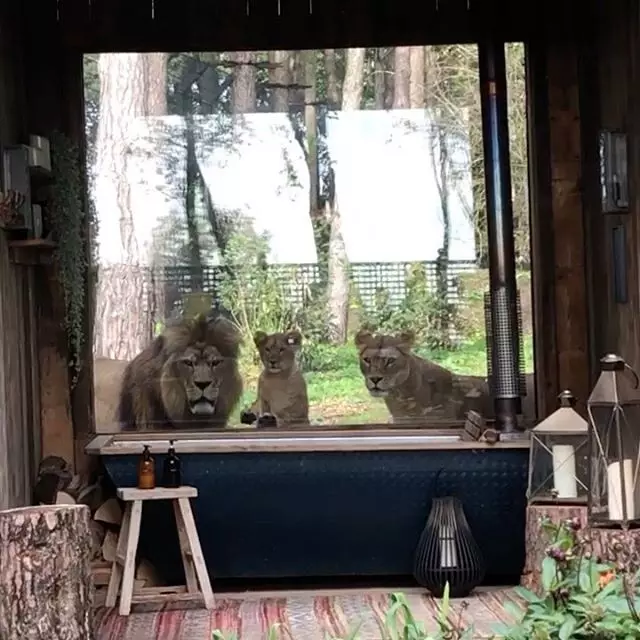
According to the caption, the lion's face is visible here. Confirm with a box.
[354,329,414,397]
[254,330,302,374]
[168,344,226,415]
[158,315,242,421]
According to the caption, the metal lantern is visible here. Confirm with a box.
[528,390,589,505]
[587,354,640,528]
[413,496,485,598]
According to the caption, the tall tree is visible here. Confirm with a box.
[409,47,425,108]
[373,49,387,109]
[93,53,168,360]
[393,47,411,108]
[341,48,365,110]
[324,49,341,108]
[268,50,290,112]
[231,51,256,113]
[324,48,365,344]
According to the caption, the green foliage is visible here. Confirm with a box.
[494,518,640,640]
[361,263,461,350]
[49,131,87,384]
[218,220,297,361]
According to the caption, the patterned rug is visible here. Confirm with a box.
[94,588,522,639]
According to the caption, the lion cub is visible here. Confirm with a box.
[240,330,309,428]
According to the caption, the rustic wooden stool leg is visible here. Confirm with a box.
[118,500,143,616]
[105,502,132,608]
[178,497,214,609]
[172,499,198,592]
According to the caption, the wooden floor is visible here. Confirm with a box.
[94,585,523,639]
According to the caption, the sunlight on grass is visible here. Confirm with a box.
[231,333,534,425]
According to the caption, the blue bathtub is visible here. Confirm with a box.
[88,431,529,585]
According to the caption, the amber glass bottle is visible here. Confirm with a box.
[162,440,182,488]
[137,445,156,490]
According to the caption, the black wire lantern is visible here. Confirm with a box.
[413,496,485,598]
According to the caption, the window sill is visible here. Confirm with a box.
[86,428,530,455]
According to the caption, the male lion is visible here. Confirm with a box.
[118,314,243,431]
[240,330,309,428]
[354,328,491,423]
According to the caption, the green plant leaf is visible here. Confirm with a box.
[513,586,541,604]
[541,556,557,592]
[558,615,577,640]
[502,600,523,622]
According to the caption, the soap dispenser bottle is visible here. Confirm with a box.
[162,439,182,488]
[137,444,156,490]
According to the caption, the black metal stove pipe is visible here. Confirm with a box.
[478,41,522,432]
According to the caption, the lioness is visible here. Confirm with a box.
[240,330,309,428]
[118,313,243,430]
[354,328,492,423]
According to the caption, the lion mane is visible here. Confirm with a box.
[240,330,309,428]
[118,314,243,431]
[354,328,493,423]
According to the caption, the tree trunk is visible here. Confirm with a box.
[143,53,168,115]
[324,49,341,108]
[324,50,365,344]
[373,48,386,109]
[409,46,425,108]
[231,51,256,113]
[0,505,93,639]
[94,53,159,361]
[304,50,319,220]
[393,47,411,109]
[269,50,290,112]
[342,48,365,110]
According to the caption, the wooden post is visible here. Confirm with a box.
[0,504,93,639]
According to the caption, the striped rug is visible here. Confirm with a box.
[94,588,523,639]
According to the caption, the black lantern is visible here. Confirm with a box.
[587,354,640,528]
[528,390,589,505]
[413,496,485,598]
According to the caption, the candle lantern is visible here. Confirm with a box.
[527,390,589,505]
[413,496,485,598]
[587,354,640,528]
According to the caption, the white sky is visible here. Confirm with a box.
[93,110,475,266]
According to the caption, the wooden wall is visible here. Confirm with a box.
[0,1,40,509]
[584,0,640,374]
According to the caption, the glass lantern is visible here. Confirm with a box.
[528,390,589,505]
[587,354,640,528]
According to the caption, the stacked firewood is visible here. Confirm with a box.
[33,456,161,594]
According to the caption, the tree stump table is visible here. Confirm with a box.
[0,504,93,640]
[106,486,214,615]
[522,504,640,592]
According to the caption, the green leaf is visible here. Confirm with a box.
[502,600,523,622]
[541,556,557,592]
[558,615,577,640]
[513,586,541,603]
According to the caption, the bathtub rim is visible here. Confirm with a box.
[86,428,530,455]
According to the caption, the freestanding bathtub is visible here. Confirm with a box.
[86,429,530,586]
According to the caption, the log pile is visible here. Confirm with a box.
[33,456,162,597]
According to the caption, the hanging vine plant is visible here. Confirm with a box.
[48,131,87,385]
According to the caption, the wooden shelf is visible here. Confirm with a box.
[9,238,57,265]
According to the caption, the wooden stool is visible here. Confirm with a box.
[105,486,214,615]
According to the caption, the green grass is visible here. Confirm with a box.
[231,334,534,426]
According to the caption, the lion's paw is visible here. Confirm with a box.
[240,410,258,425]
[256,413,278,429]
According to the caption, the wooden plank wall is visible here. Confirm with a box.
[0,2,40,510]
[527,32,591,416]
[585,0,640,372]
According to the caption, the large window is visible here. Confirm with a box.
[86,45,535,433]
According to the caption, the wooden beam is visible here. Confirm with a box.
[527,34,591,416]
[23,21,91,472]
